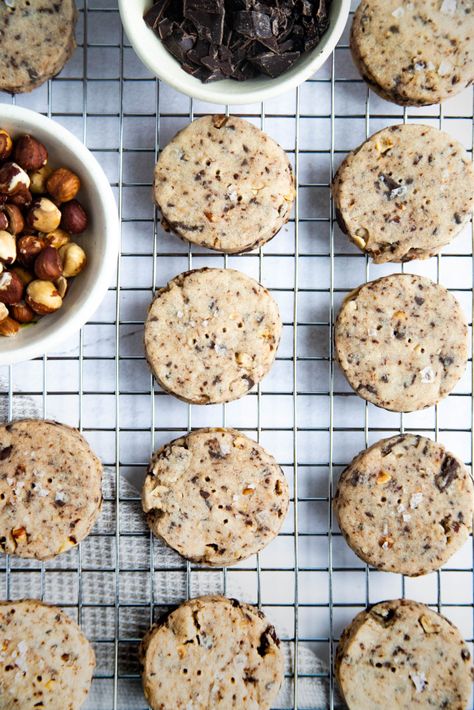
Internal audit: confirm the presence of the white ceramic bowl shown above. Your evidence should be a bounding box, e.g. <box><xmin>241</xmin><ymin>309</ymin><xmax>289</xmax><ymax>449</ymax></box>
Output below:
<box><xmin>0</xmin><ymin>104</ymin><xmax>119</xmax><ymax>365</ymax></box>
<box><xmin>119</xmin><ymin>0</ymin><xmax>351</xmax><ymax>105</ymax></box>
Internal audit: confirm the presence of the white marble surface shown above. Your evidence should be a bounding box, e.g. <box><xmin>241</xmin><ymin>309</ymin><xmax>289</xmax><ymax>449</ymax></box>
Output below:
<box><xmin>0</xmin><ymin>1</ymin><xmax>473</xmax><ymax>708</ymax></box>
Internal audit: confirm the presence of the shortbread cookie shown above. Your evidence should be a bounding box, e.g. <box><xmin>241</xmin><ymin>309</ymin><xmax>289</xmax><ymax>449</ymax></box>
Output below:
<box><xmin>142</xmin><ymin>428</ymin><xmax>289</xmax><ymax>566</ymax></box>
<box><xmin>0</xmin><ymin>599</ymin><xmax>95</xmax><ymax>710</ymax></box>
<box><xmin>144</xmin><ymin>268</ymin><xmax>281</xmax><ymax>404</ymax></box>
<box><xmin>333</xmin><ymin>124</ymin><xmax>474</xmax><ymax>263</ymax></box>
<box><xmin>334</xmin><ymin>274</ymin><xmax>468</xmax><ymax>412</ymax></box>
<box><xmin>334</xmin><ymin>434</ymin><xmax>474</xmax><ymax>576</ymax></box>
<box><xmin>0</xmin><ymin>419</ymin><xmax>102</xmax><ymax>559</ymax></box>
<box><xmin>335</xmin><ymin>599</ymin><xmax>474</xmax><ymax>710</ymax></box>
<box><xmin>154</xmin><ymin>115</ymin><xmax>295</xmax><ymax>254</ymax></box>
<box><xmin>0</xmin><ymin>0</ymin><xmax>78</xmax><ymax>94</ymax></box>
<box><xmin>351</xmin><ymin>0</ymin><xmax>474</xmax><ymax>106</ymax></box>
<box><xmin>139</xmin><ymin>595</ymin><xmax>283</xmax><ymax>710</ymax></box>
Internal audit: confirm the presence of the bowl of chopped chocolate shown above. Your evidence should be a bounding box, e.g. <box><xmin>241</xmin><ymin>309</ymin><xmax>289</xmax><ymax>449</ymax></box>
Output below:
<box><xmin>119</xmin><ymin>0</ymin><xmax>351</xmax><ymax>105</ymax></box>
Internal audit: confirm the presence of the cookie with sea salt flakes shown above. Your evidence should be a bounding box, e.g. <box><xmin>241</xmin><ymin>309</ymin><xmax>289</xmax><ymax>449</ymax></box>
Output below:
<box><xmin>144</xmin><ymin>267</ymin><xmax>282</xmax><ymax>405</ymax></box>
<box><xmin>0</xmin><ymin>419</ymin><xmax>102</xmax><ymax>560</ymax></box>
<box><xmin>350</xmin><ymin>0</ymin><xmax>474</xmax><ymax>107</ymax></box>
<box><xmin>153</xmin><ymin>114</ymin><xmax>295</xmax><ymax>254</ymax></box>
<box><xmin>332</xmin><ymin>124</ymin><xmax>474</xmax><ymax>263</ymax></box>
<box><xmin>335</xmin><ymin>599</ymin><xmax>474</xmax><ymax>710</ymax></box>
<box><xmin>142</xmin><ymin>428</ymin><xmax>289</xmax><ymax>567</ymax></box>
<box><xmin>139</xmin><ymin>595</ymin><xmax>283</xmax><ymax>710</ymax></box>
<box><xmin>334</xmin><ymin>434</ymin><xmax>474</xmax><ymax>576</ymax></box>
<box><xmin>334</xmin><ymin>274</ymin><xmax>468</xmax><ymax>412</ymax></box>
<box><xmin>0</xmin><ymin>0</ymin><xmax>78</xmax><ymax>94</ymax></box>
<box><xmin>0</xmin><ymin>599</ymin><xmax>95</xmax><ymax>710</ymax></box>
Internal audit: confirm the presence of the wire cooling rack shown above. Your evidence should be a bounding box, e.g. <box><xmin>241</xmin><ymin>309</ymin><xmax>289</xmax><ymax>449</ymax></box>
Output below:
<box><xmin>0</xmin><ymin>1</ymin><xmax>473</xmax><ymax>708</ymax></box>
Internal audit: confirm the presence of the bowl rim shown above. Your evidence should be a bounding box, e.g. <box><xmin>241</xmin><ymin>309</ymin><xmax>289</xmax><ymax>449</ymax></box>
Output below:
<box><xmin>0</xmin><ymin>104</ymin><xmax>119</xmax><ymax>365</ymax></box>
<box><xmin>119</xmin><ymin>0</ymin><xmax>351</xmax><ymax>105</ymax></box>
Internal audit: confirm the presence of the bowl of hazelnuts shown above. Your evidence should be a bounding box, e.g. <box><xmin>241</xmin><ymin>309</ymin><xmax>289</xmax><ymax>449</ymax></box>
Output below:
<box><xmin>0</xmin><ymin>104</ymin><xmax>118</xmax><ymax>364</ymax></box>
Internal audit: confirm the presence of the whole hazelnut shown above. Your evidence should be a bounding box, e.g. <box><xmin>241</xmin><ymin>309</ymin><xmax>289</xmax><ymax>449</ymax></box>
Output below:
<box><xmin>0</xmin><ymin>316</ymin><xmax>20</xmax><ymax>337</ymax></box>
<box><xmin>11</xmin><ymin>265</ymin><xmax>34</xmax><ymax>286</ymax></box>
<box><xmin>45</xmin><ymin>228</ymin><xmax>70</xmax><ymax>249</ymax></box>
<box><xmin>60</xmin><ymin>200</ymin><xmax>88</xmax><ymax>234</ymax></box>
<box><xmin>10</xmin><ymin>187</ymin><xmax>32</xmax><ymax>208</ymax></box>
<box><xmin>29</xmin><ymin>165</ymin><xmax>53</xmax><ymax>194</ymax></box>
<box><xmin>26</xmin><ymin>280</ymin><xmax>62</xmax><ymax>314</ymax></box>
<box><xmin>10</xmin><ymin>301</ymin><xmax>34</xmax><ymax>324</ymax></box>
<box><xmin>0</xmin><ymin>230</ymin><xmax>17</xmax><ymax>265</ymax></box>
<box><xmin>17</xmin><ymin>235</ymin><xmax>48</xmax><ymax>268</ymax></box>
<box><xmin>0</xmin><ymin>129</ymin><xmax>13</xmax><ymax>161</ymax></box>
<box><xmin>34</xmin><ymin>246</ymin><xmax>63</xmax><ymax>281</ymax></box>
<box><xmin>27</xmin><ymin>197</ymin><xmax>62</xmax><ymax>233</ymax></box>
<box><xmin>3</xmin><ymin>204</ymin><xmax>24</xmax><ymax>235</ymax></box>
<box><xmin>0</xmin><ymin>271</ymin><xmax>24</xmax><ymax>305</ymax></box>
<box><xmin>0</xmin><ymin>162</ymin><xmax>30</xmax><ymax>196</ymax></box>
<box><xmin>47</xmin><ymin>168</ymin><xmax>81</xmax><ymax>203</ymax></box>
<box><xmin>13</xmin><ymin>135</ymin><xmax>48</xmax><ymax>171</ymax></box>
<box><xmin>59</xmin><ymin>242</ymin><xmax>86</xmax><ymax>278</ymax></box>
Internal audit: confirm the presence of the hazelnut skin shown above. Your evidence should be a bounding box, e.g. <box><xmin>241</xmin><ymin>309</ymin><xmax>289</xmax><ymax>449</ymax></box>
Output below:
<box><xmin>17</xmin><ymin>235</ymin><xmax>48</xmax><ymax>268</ymax></box>
<box><xmin>0</xmin><ymin>212</ymin><xmax>7</xmax><ymax>232</ymax></box>
<box><xmin>0</xmin><ymin>129</ymin><xmax>13</xmax><ymax>161</ymax></box>
<box><xmin>0</xmin><ymin>271</ymin><xmax>24</xmax><ymax>305</ymax></box>
<box><xmin>27</xmin><ymin>197</ymin><xmax>62</xmax><ymax>233</ymax></box>
<box><xmin>47</xmin><ymin>168</ymin><xmax>81</xmax><ymax>203</ymax></box>
<box><xmin>59</xmin><ymin>242</ymin><xmax>86</xmax><ymax>278</ymax></box>
<box><xmin>26</xmin><ymin>280</ymin><xmax>62</xmax><ymax>314</ymax></box>
<box><xmin>10</xmin><ymin>301</ymin><xmax>34</xmax><ymax>324</ymax></box>
<box><xmin>34</xmin><ymin>246</ymin><xmax>63</xmax><ymax>281</ymax></box>
<box><xmin>13</xmin><ymin>135</ymin><xmax>48</xmax><ymax>171</ymax></box>
<box><xmin>60</xmin><ymin>200</ymin><xmax>88</xmax><ymax>234</ymax></box>
<box><xmin>0</xmin><ymin>230</ymin><xmax>17</xmax><ymax>265</ymax></box>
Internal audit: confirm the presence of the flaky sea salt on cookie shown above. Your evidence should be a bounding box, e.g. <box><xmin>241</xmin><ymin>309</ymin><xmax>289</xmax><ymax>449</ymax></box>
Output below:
<box><xmin>0</xmin><ymin>419</ymin><xmax>102</xmax><ymax>559</ymax></box>
<box><xmin>0</xmin><ymin>599</ymin><xmax>95</xmax><ymax>710</ymax></box>
<box><xmin>154</xmin><ymin>115</ymin><xmax>295</xmax><ymax>254</ymax></box>
<box><xmin>142</xmin><ymin>428</ymin><xmax>289</xmax><ymax>566</ymax></box>
<box><xmin>139</xmin><ymin>595</ymin><xmax>283</xmax><ymax>710</ymax></box>
<box><xmin>144</xmin><ymin>267</ymin><xmax>281</xmax><ymax>405</ymax></box>
<box><xmin>334</xmin><ymin>274</ymin><xmax>468</xmax><ymax>412</ymax></box>
<box><xmin>335</xmin><ymin>434</ymin><xmax>474</xmax><ymax>576</ymax></box>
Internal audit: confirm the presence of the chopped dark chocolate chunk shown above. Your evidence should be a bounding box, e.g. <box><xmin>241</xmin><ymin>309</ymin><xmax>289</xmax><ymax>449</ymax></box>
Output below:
<box><xmin>144</xmin><ymin>0</ymin><xmax>332</xmax><ymax>83</ymax></box>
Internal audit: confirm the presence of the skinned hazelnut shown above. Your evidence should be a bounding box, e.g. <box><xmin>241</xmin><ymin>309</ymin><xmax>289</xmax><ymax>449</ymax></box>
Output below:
<box><xmin>60</xmin><ymin>199</ymin><xmax>88</xmax><ymax>234</ymax></box>
<box><xmin>10</xmin><ymin>300</ymin><xmax>34</xmax><ymax>324</ymax></box>
<box><xmin>26</xmin><ymin>280</ymin><xmax>62</xmax><ymax>314</ymax></box>
<box><xmin>27</xmin><ymin>197</ymin><xmax>61</xmax><ymax>233</ymax></box>
<box><xmin>17</xmin><ymin>235</ymin><xmax>47</xmax><ymax>267</ymax></box>
<box><xmin>0</xmin><ymin>162</ymin><xmax>30</xmax><ymax>196</ymax></box>
<box><xmin>0</xmin><ymin>303</ymin><xmax>8</xmax><ymax>322</ymax></box>
<box><xmin>11</xmin><ymin>265</ymin><xmax>34</xmax><ymax>286</ymax></box>
<box><xmin>3</xmin><ymin>204</ymin><xmax>24</xmax><ymax>235</ymax></box>
<box><xmin>0</xmin><ymin>271</ymin><xmax>24</xmax><ymax>305</ymax></box>
<box><xmin>0</xmin><ymin>230</ymin><xmax>16</xmax><ymax>265</ymax></box>
<box><xmin>47</xmin><ymin>168</ymin><xmax>81</xmax><ymax>203</ymax></box>
<box><xmin>13</xmin><ymin>135</ymin><xmax>48</xmax><ymax>171</ymax></box>
<box><xmin>45</xmin><ymin>228</ymin><xmax>70</xmax><ymax>249</ymax></box>
<box><xmin>29</xmin><ymin>165</ymin><xmax>53</xmax><ymax>194</ymax></box>
<box><xmin>0</xmin><ymin>129</ymin><xmax>13</xmax><ymax>161</ymax></box>
<box><xmin>0</xmin><ymin>316</ymin><xmax>20</xmax><ymax>337</ymax></box>
<box><xmin>34</xmin><ymin>246</ymin><xmax>63</xmax><ymax>281</ymax></box>
<box><xmin>59</xmin><ymin>242</ymin><xmax>86</xmax><ymax>278</ymax></box>
<box><xmin>55</xmin><ymin>276</ymin><xmax>67</xmax><ymax>299</ymax></box>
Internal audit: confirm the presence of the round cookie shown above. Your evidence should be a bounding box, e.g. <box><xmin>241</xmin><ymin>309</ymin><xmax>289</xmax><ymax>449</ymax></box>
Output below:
<box><xmin>0</xmin><ymin>419</ymin><xmax>103</xmax><ymax>560</ymax></box>
<box><xmin>154</xmin><ymin>114</ymin><xmax>295</xmax><ymax>254</ymax></box>
<box><xmin>139</xmin><ymin>595</ymin><xmax>283</xmax><ymax>710</ymax></box>
<box><xmin>0</xmin><ymin>599</ymin><xmax>95</xmax><ymax>710</ymax></box>
<box><xmin>142</xmin><ymin>428</ymin><xmax>289</xmax><ymax>566</ymax></box>
<box><xmin>332</xmin><ymin>124</ymin><xmax>474</xmax><ymax>263</ymax></box>
<box><xmin>335</xmin><ymin>599</ymin><xmax>474</xmax><ymax>710</ymax></box>
<box><xmin>334</xmin><ymin>434</ymin><xmax>474</xmax><ymax>576</ymax></box>
<box><xmin>350</xmin><ymin>0</ymin><xmax>474</xmax><ymax>106</ymax></box>
<box><xmin>0</xmin><ymin>0</ymin><xmax>78</xmax><ymax>94</ymax></box>
<box><xmin>334</xmin><ymin>274</ymin><xmax>468</xmax><ymax>412</ymax></box>
<box><xmin>144</xmin><ymin>268</ymin><xmax>282</xmax><ymax>405</ymax></box>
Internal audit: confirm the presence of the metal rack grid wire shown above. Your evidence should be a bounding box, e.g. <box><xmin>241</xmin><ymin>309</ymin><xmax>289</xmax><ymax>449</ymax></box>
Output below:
<box><xmin>0</xmin><ymin>1</ymin><xmax>473</xmax><ymax>708</ymax></box>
